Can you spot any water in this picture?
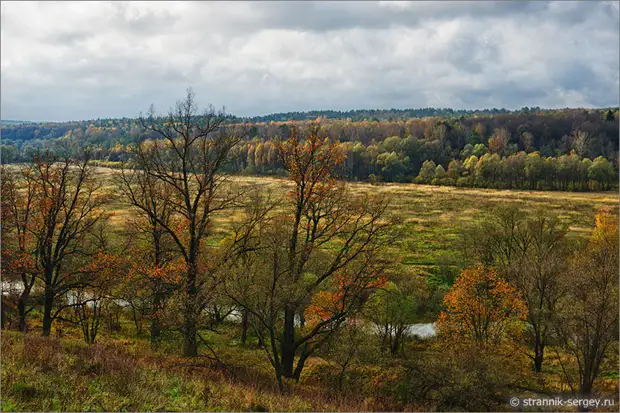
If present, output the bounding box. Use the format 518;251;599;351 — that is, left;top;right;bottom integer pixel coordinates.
405;323;436;338
0;287;438;339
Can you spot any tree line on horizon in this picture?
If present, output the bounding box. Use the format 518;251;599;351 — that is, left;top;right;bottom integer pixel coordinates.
1;106;618;192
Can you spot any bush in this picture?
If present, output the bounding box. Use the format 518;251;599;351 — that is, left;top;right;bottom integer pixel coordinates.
439;177;455;186
396;344;521;411
455;177;470;187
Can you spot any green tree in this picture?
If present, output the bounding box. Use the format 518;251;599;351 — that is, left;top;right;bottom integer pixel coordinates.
367;281;418;355
416;160;436;183
588;156;615;190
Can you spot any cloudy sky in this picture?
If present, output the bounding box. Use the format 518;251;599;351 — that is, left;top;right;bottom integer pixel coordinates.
1;1;619;122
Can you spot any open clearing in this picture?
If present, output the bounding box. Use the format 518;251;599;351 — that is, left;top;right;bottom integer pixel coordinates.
95;167;618;276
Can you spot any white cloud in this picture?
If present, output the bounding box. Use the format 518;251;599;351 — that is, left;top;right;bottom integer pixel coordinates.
1;1;618;121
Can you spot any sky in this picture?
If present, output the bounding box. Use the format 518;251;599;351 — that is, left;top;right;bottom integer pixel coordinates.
1;1;619;122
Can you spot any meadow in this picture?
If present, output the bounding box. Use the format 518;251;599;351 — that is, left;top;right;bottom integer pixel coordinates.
98;166;618;272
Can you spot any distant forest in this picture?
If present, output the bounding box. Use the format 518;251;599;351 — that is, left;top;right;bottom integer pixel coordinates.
1;107;618;191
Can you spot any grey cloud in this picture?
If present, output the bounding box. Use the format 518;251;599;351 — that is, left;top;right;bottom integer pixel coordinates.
1;1;618;121
243;1;549;33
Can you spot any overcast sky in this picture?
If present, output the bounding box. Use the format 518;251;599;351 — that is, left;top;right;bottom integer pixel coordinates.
1;1;619;122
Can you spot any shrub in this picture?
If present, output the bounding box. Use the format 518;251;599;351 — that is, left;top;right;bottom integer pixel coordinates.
396;344;520;411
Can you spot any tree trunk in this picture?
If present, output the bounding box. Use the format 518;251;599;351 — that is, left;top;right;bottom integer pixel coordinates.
183;307;198;356
338;365;347;392
298;308;305;329
533;338;544;373
580;369;594;400
131;305;142;337
390;333;401;355
17;292;28;332
42;285;54;336
292;347;310;382
1;299;5;329
182;263;198;357
281;306;296;378
151;293;162;350
241;309;248;345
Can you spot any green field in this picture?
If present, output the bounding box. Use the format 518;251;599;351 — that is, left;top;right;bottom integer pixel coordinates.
96;166;618;273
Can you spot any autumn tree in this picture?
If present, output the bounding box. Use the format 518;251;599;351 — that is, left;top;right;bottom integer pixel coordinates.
437;263;527;344
1;165;37;331
511;212;570;372
118;165;180;347
463;205;572;371
555;209;619;397
224;124;396;389
69;252;122;344
24;153;109;336
316;320;379;393
415;160;436;183
398;341;527;411
488;127;510;156
367;279;418;355
120;88;247;356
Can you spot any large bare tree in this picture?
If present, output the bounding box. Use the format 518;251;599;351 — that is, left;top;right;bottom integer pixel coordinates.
119;88;247;356
555;209;619;397
117;166;178;349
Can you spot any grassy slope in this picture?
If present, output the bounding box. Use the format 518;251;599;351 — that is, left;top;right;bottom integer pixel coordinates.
1;326;407;412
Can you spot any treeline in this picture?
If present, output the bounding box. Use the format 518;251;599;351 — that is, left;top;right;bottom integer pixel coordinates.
3;108;619;154
2;107;618;159
238;106;524;123
225;137;618;191
3;113;619;192
2;107;618;186
415;152;617;191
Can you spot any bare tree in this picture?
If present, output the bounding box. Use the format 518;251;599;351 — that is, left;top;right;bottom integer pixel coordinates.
27;153;108;336
119;88;247;356
367;278;418;356
117;167;179;348
511;212;570;372
462;205;571;372
555;209;619;397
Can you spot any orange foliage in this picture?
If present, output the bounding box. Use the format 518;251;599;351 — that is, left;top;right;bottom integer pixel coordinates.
437;263;527;344
276;125;345;206
304;271;387;327
126;255;187;286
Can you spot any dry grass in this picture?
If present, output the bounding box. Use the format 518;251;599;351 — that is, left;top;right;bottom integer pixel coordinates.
1;330;411;412
92;167;617;274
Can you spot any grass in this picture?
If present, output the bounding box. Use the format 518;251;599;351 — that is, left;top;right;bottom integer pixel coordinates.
4;324;617;412
95;166;618;276
1;328;409;412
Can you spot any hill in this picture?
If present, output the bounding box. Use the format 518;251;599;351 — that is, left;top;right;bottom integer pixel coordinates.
1;107;618;190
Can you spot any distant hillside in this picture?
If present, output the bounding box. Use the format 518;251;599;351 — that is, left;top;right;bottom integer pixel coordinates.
0;120;39;126
1;107;618;191
241;107;528;123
